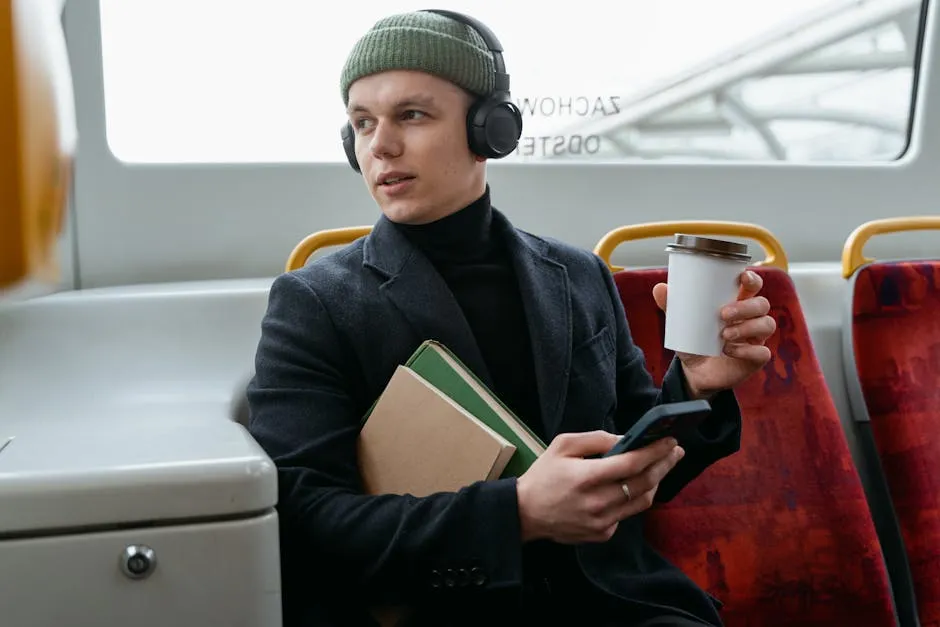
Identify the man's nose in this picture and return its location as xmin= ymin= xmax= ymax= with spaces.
xmin=370 ymin=121 xmax=403 ymax=159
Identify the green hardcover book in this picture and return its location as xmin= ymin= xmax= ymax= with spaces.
xmin=404 ymin=340 xmax=546 ymax=478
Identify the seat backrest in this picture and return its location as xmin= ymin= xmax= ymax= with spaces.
xmin=597 ymin=222 xmax=896 ymax=627
xmin=843 ymin=217 xmax=940 ymax=627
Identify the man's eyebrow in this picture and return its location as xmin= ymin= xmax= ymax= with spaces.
xmin=397 ymin=95 xmax=437 ymax=109
xmin=346 ymin=95 xmax=438 ymax=116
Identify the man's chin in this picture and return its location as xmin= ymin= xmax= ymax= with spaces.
xmin=380 ymin=201 xmax=432 ymax=225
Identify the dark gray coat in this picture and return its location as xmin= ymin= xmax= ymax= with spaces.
xmin=247 ymin=208 xmax=741 ymax=627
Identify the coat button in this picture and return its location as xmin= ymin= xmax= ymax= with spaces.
xmin=470 ymin=567 xmax=487 ymax=586
xmin=428 ymin=569 xmax=442 ymax=588
xmin=456 ymin=568 xmax=470 ymax=587
xmin=444 ymin=568 xmax=457 ymax=588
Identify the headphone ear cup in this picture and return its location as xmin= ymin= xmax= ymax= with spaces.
xmin=467 ymin=97 xmax=523 ymax=159
xmin=340 ymin=123 xmax=361 ymax=173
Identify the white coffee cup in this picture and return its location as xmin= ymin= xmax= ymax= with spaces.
xmin=663 ymin=234 xmax=752 ymax=357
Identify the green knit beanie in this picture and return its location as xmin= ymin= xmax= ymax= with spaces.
xmin=340 ymin=11 xmax=495 ymax=105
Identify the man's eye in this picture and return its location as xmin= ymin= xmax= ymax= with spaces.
xmin=403 ymin=110 xmax=426 ymax=120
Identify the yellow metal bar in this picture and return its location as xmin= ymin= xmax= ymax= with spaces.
xmin=593 ymin=221 xmax=788 ymax=272
xmin=841 ymin=216 xmax=940 ymax=278
xmin=285 ymin=226 xmax=373 ymax=272
xmin=0 ymin=0 xmax=75 ymax=290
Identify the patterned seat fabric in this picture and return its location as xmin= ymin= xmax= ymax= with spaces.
xmin=613 ymin=266 xmax=896 ymax=626
xmin=850 ymin=260 xmax=940 ymax=627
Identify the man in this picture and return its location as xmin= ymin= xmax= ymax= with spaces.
xmin=247 ymin=10 xmax=776 ymax=627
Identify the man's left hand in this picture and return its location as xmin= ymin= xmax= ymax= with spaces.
xmin=652 ymin=270 xmax=775 ymax=399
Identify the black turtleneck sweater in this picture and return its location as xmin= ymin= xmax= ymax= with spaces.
xmin=394 ymin=190 xmax=594 ymax=612
xmin=392 ymin=188 xmax=545 ymax=440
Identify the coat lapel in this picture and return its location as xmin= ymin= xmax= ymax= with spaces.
xmin=493 ymin=212 xmax=573 ymax=439
xmin=363 ymin=210 xmax=574 ymax=439
xmin=362 ymin=216 xmax=495 ymax=391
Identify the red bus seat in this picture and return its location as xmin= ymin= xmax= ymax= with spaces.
xmin=843 ymin=217 xmax=940 ymax=627
xmin=595 ymin=221 xmax=896 ymax=627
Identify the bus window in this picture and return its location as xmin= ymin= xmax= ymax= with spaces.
xmin=98 ymin=0 xmax=925 ymax=164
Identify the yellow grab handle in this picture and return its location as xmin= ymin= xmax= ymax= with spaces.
xmin=286 ymin=226 xmax=373 ymax=272
xmin=593 ymin=221 xmax=788 ymax=272
xmin=842 ymin=216 xmax=940 ymax=278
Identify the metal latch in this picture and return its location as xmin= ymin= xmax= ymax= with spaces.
xmin=120 ymin=544 xmax=157 ymax=580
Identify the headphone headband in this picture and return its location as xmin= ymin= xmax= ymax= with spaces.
xmin=421 ymin=9 xmax=510 ymax=93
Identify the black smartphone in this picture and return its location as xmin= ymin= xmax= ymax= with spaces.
xmin=603 ymin=400 xmax=712 ymax=457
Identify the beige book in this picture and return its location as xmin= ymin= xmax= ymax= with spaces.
xmin=358 ymin=365 xmax=517 ymax=497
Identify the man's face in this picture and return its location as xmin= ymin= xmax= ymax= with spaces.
xmin=346 ymin=70 xmax=486 ymax=225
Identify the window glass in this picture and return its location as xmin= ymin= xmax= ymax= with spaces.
xmin=99 ymin=0 xmax=924 ymax=163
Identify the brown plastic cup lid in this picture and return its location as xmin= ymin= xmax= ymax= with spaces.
xmin=665 ymin=234 xmax=751 ymax=262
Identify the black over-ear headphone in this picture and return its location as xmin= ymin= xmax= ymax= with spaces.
xmin=341 ymin=9 xmax=523 ymax=173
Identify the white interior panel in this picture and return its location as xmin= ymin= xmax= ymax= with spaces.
xmin=0 ymin=511 xmax=282 ymax=627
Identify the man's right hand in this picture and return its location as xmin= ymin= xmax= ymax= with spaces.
xmin=515 ymin=430 xmax=685 ymax=544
